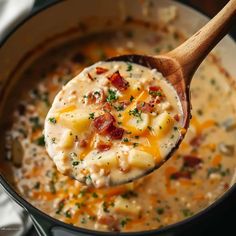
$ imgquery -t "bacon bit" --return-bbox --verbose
[87,72,94,81]
[93,113,124,140]
[171,171,191,180]
[174,114,180,122]
[97,215,120,231]
[79,139,87,148]
[87,90,105,105]
[118,100,130,110]
[87,92,96,104]
[97,142,112,152]
[183,155,202,168]
[109,127,124,140]
[102,102,112,112]
[108,71,129,91]
[93,113,115,135]
[96,67,108,74]
[224,183,229,190]
[190,135,202,147]
[136,101,154,113]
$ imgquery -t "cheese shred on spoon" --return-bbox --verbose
[44,61,183,187]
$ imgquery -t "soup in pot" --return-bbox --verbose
[2,14,236,232]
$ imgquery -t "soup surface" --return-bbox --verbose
[45,61,183,188]
[2,17,236,232]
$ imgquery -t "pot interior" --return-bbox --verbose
[0,0,236,235]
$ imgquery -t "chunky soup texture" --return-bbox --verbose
[3,21,236,232]
[45,60,183,188]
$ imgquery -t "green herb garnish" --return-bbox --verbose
[48,117,57,124]
[89,112,95,120]
[106,89,118,103]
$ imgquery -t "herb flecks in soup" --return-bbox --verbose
[3,20,236,232]
[45,61,183,187]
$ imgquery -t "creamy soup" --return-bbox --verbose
[45,61,183,187]
[2,19,236,232]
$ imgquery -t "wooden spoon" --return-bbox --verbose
[106,0,236,183]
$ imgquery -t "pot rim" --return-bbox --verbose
[0,0,235,235]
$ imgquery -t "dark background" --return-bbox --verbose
[20,0,236,235]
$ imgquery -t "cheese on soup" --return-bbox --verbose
[44,61,183,187]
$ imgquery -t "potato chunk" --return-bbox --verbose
[128,149,155,169]
[85,150,118,168]
[113,196,141,216]
[123,113,149,135]
[152,111,174,137]
[59,129,74,148]
[59,110,91,133]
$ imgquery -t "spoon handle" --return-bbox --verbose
[168,0,236,83]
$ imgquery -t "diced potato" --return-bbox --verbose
[125,113,150,135]
[59,110,91,133]
[96,151,118,168]
[59,129,74,148]
[128,149,155,169]
[85,150,118,168]
[113,196,141,216]
[152,111,174,137]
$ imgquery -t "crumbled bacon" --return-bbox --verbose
[93,113,115,135]
[108,71,129,91]
[87,92,96,104]
[183,155,202,168]
[109,127,124,140]
[190,135,202,147]
[137,101,154,113]
[79,139,87,148]
[174,114,180,122]
[93,113,124,140]
[171,171,191,179]
[86,89,105,105]
[118,100,130,110]
[87,72,94,81]
[97,142,112,152]
[96,67,108,74]
[97,215,120,231]
[102,102,112,112]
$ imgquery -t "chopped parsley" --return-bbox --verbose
[36,135,45,146]
[181,208,194,217]
[123,138,129,142]
[156,208,164,215]
[129,108,143,122]
[106,89,118,103]
[149,90,162,97]
[56,201,65,214]
[92,192,98,198]
[65,210,72,218]
[29,116,41,131]
[120,217,131,227]
[102,202,110,213]
[89,112,95,120]
[133,143,139,147]
[33,182,40,189]
[121,191,138,199]
[130,95,135,102]
[48,117,57,124]
[127,63,133,71]
[72,161,79,166]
